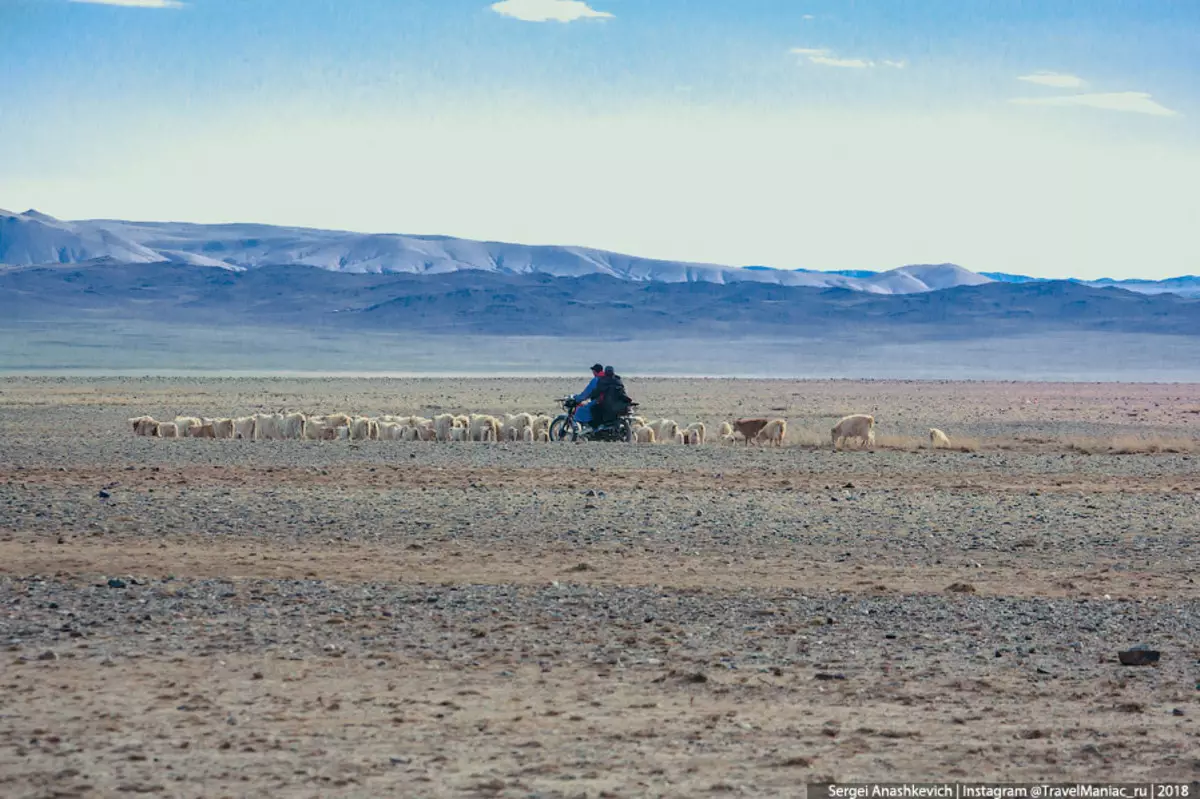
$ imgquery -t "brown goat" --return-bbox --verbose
[732,417,770,444]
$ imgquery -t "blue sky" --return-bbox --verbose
[1,0,1197,279]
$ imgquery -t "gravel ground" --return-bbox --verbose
[0,378,1198,798]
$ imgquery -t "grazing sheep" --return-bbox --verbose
[188,423,216,439]
[303,417,328,441]
[649,419,680,444]
[469,414,501,442]
[130,416,159,437]
[832,414,875,450]
[732,418,769,445]
[757,418,787,447]
[253,413,283,441]
[349,416,372,441]
[449,426,469,442]
[416,420,438,441]
[211,418,234,439]
[718,422,734,438]
[325,413,352,430]
[631,415,647,428]
[335,425,351,440]
[377,421,403,441]
[685,422,707,445]
[720,433,737,444]
[434,414,456,442]
[454,414,471,431]
[633,425,656,444]
[233,416,256,440]
[531,414,552,442]
[282,412,306,440]
[157,421,179,438]
[174,416,202,437]
[504,412,535,442]
[929,428,951,448]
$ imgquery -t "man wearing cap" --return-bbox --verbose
[572,363,604,427]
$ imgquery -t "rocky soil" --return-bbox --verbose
[0,378,1197,798]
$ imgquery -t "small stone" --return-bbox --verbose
[107,578,126,589]
[36,650,58,661]
[1172,708,1185,717]
[946,582,976,594]
[1117,648,1160,666]
[814,672,846,681]
[97,490,110,499]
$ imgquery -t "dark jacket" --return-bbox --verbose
[586,372,630,421]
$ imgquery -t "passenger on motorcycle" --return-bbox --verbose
[572,363,605,426]
[584,366,632,428]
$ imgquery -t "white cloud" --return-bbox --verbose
[792,47,904,69]
[802,14,815,20]
[809,55,874,69]
[1009,91,1178,117]
[490,0,612,22]
[1018,71,1087,89]
[69,0,184,6]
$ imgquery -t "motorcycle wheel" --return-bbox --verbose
[617,418,634,443]
[548,415,578,442]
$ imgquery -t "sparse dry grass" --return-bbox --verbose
[1065,434,1199,455]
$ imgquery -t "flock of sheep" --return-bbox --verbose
[128,411,950,449]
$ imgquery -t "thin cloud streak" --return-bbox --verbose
[490,0,612,22]
[1018,71,1088,89]
[1010,91,1179,117]
[69,0,184,7]
[790,48,906,69]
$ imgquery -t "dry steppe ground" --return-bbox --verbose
[0,377,1197,798]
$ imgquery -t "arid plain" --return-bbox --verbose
[0,377,1197,798]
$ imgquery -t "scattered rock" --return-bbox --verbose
[107,578,127,589]
[946,583,977,594]
[97,490,110,499]
[1117,648,1160,666]
[814,673,846,681]
[36,650,58,661]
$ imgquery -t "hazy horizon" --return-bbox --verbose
[2,0,1198,281]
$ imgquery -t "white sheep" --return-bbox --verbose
[174,416,202,437]
[650,419,680,444]
[929,428,951,449]
[211,418,234,439]
[832,414,875,450]
[757,418,787,447]
[685,422,707,445]
[433,414,456,442]
[129,416,159,437]
[469,414,501,442]
[233,416,256,440]
[633,425,656,444]
[349,416,372,441]
[157,421,179,438]
[282,412,306,440]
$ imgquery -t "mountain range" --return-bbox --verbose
[3,208,1197,298]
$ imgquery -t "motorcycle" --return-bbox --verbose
[549,397,638,443]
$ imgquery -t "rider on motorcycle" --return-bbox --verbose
[583,366,631,428]
[572,363,605,427]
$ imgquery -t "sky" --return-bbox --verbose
[0,0,1197,280]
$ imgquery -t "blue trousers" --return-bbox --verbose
[574,403,593,424]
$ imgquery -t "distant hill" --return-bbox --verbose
[3,208,1193,298]
[2,261,1198,340]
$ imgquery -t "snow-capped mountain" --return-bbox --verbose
[0,208,1194,297]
